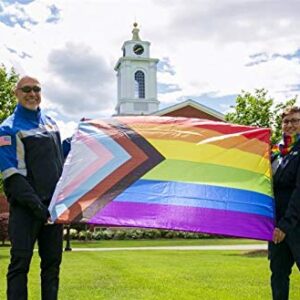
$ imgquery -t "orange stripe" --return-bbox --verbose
[128,123,268,156]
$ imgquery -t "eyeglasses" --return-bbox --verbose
[282,118,300,125]
[18,86,41,93]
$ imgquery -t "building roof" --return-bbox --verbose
[154,99,225,121]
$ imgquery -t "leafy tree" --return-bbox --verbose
[0,65,19,194]
[225,88,296,144]
[0,65,19,123]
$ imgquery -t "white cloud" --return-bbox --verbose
[56,119,78,140]
[44,42,115,118]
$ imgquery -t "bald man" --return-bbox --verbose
[0,76,64,300]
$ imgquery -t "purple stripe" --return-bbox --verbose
[88,201,274,241]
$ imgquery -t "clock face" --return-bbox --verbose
[133,44,144,55]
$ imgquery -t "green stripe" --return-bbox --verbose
[143,160,273,197]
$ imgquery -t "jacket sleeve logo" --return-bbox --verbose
[0,135,12,146]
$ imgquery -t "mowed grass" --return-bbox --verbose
[1,239,299,300]
[69,238,265,248]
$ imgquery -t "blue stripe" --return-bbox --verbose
[114,179,275,218]
[79,122,100,135]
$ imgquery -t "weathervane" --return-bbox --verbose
[132,22,141,41]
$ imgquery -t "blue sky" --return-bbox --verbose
[1,0,300,137]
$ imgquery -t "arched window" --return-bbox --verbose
[134,71,145,98]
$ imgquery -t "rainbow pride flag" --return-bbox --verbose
[49,116,275,240]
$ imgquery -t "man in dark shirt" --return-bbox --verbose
[0,76,64,300]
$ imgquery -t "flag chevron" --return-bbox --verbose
[51,119,165,223]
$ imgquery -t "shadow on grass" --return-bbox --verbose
[0,252,10,260]
[225,249,268,258]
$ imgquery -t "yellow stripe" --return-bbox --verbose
[148,139,271,177]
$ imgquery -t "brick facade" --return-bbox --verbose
[160,106,223,121]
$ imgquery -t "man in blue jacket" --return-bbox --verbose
[0,76,64,300]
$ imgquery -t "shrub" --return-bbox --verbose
[92,230,105,240]
[78,230,93,241]
[102,229,115,240]
[62,226,216,241]
[0,213,9,245]
[113,230,127,240]
[143,229,162,239]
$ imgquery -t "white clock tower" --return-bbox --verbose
[114,23,160,115]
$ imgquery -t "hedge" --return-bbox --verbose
[64,226,215,241]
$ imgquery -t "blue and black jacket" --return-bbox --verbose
[0,104,64,221]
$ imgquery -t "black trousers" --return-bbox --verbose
[269,226,300,300]
[7,204,63,300]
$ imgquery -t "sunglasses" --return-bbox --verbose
[18,86,41,93]
[282,118,300,125]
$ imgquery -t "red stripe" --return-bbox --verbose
[115,116,270,143]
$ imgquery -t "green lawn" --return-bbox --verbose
[0,239,299,299]
[68,238,265,248]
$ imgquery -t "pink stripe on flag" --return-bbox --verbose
[56,131,114,201]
